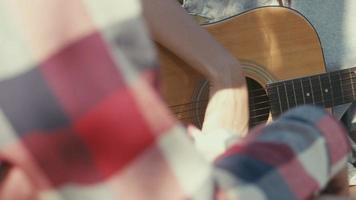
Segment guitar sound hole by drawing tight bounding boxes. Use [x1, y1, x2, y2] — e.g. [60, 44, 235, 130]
[191, 78, 270, 129]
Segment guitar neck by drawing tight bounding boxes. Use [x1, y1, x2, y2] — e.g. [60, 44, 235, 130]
[267, 67, 356, 117]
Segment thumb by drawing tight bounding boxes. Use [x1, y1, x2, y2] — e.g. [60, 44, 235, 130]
[187, 124, 202, 141]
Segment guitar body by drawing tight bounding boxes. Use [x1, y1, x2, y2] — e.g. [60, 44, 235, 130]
[159, 7, 326, 128]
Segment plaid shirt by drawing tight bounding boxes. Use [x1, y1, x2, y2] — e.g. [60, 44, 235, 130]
[0, 1, 350, 199]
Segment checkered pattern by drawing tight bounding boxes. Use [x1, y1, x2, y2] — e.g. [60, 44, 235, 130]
[0, 1, 351, 199]
[214, 107, 350, 199]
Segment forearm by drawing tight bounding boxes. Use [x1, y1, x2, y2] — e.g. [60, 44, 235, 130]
[142, 0, 249, 135]
[141, 0, 242, 85]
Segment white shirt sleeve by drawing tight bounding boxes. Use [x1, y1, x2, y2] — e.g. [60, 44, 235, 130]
[192, 128, 240, 161]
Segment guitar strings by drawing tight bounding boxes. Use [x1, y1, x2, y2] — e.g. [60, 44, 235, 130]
[169, 76, 356, 111]
[174, 105, 266, 120]
[177, 112, 270, 122]
[177, 115, 268, 129]
[172, 92, 356, 120]
[170, 70, 356, 127]
[175, 109, 269, 122]
[255, 74, 356, 97]
[170, 89, 270, 110]
[177, 115, 269, 126]
[169, 74, 356, 125]
[170, 95, 269, 112]
[171, 92, 351, 116]
[172, 100, 269, 115]
[171, 85, 353, 114]
[177, 95, 354, 126]
[178, 115, 270, 127]
[235, 72, 356, 96]
[267, 73, 356, 91]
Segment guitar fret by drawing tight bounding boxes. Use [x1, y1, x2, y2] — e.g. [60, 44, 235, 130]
[283, 82, 290, 109]
[338, 70, 345, 104]
[302, 78, 313, 104]
[275, 84, 283, 114]
[285, 81, 296, 108]
[327, 72, 334, 106]
[277, 84, 289, 112]
[341, 69, 354, 102]
[318, 75, 324, 105]
[311, 76, 323, 106]
[267, 84, 281, 117]
[308, 77, 315, 104]
[265, 66, 356, 121]
[292, 80, 298, 105]
[299, 78, 306, 104]
[320, 74, 332, 107]
[350, 69, 356, 99]
[293, 79, 305, 107]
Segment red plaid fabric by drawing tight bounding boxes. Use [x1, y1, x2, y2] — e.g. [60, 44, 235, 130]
[0, 1, 211, 199]
[0, 1, 351, 199]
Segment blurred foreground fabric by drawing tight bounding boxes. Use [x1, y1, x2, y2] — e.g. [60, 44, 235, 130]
[0, 0, 351, 199]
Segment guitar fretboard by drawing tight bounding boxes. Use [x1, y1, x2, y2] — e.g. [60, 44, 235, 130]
[267, 67, 356, 118]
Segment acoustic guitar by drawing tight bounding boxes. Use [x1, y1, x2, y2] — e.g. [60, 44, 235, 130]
[158, 7, 356, 128]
